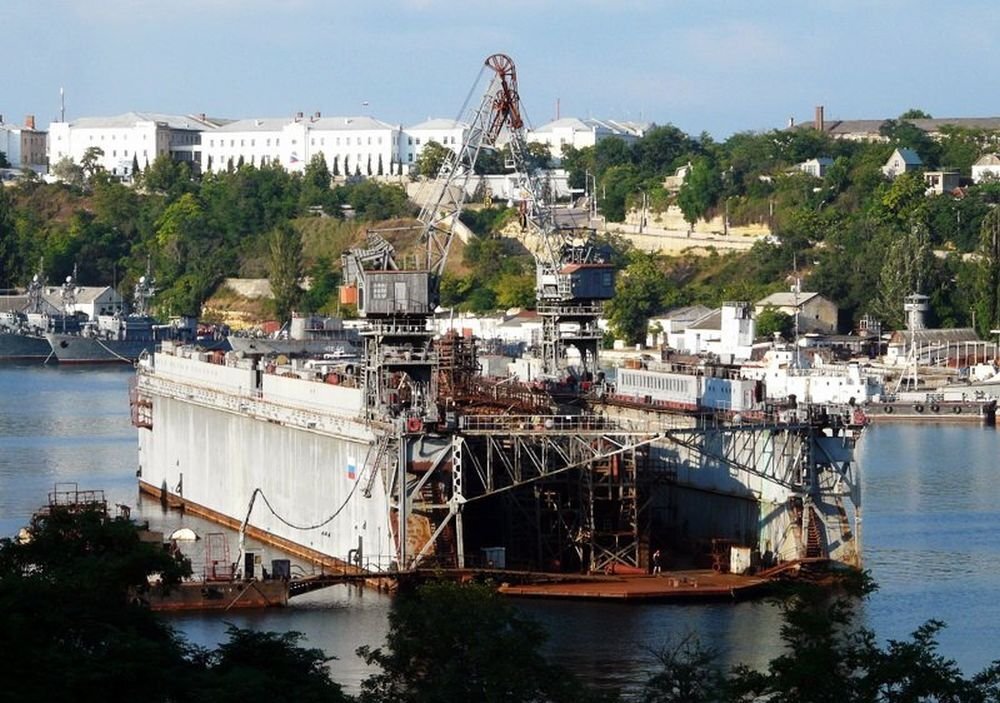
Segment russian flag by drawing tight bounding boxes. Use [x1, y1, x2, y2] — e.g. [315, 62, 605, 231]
[347, 458, 357, 480]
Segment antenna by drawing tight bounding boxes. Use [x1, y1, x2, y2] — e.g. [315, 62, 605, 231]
[60, 87, 65, 122]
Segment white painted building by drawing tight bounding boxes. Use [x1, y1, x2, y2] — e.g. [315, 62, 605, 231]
[401, 119, 467, 169]
[647, 304, 712, 349]
[202, 114, 402, 176]
[47, 112, 216, 179]
[526, 117, 649, 162]
[881, 147, 923, 179]
[972, 153, 1000, 183]
[0, 115, 46, 174]
[797, 157, 834, 178]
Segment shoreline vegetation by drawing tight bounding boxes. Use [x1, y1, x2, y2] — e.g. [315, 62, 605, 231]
[3, 504, 999, 702]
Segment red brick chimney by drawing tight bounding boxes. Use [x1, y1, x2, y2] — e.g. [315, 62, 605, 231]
[814, 105, 825, 132]
[25, 114, 35, 130]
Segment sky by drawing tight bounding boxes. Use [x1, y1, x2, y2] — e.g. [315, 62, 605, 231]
[7, 1, 1000, 138]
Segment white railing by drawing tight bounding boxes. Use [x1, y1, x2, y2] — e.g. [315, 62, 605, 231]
[138, 370, 378, 440]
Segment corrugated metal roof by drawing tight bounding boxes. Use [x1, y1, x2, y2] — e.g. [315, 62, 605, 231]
[890, 328, 980, 344]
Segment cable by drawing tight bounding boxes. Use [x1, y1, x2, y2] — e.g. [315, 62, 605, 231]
[253, 464, 366, 531]
[456, 63, 488, 123]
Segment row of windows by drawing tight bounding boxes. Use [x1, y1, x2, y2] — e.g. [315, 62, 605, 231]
[622, 371, 693, 394]
[86, 133, 149, 141]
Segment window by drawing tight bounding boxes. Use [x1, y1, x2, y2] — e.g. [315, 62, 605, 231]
[251, 139, 255, 147]
[372, 281, 388, 299]
[408, 154, 413, 162]
[266, 138, 271, 146]
[276, 138, 280, 146]
[124, 150, 128, 156]
[240, 139, 244, 146]
[367, 137, 371, 145]
[408, 137, 413, 145]
[378, 137, 382, 145]
[209, 139, 214, 147]
[112, 150, 116, 157]
[336, 137, 340, 145]
[416, 138, 421, 145]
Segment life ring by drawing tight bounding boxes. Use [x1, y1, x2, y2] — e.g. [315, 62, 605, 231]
[930, 404, 940, 413]
[914, 404, 924, 413]
[884, 405, 894, 414]
[406, 416, 423, 433]
[953, 406, 963, 414]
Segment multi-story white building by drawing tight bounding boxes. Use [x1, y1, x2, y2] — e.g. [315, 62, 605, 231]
[47, 112, 217, 179]
[526, 117, 649, 162]
[0, 114, 47, 174]
[400, 119, 467, 169]
[202, 113, 402, 176]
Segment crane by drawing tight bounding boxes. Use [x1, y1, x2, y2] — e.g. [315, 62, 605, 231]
[341, 53, 614, 424]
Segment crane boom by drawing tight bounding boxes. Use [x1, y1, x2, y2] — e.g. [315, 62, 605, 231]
[419, 53, 533, 284]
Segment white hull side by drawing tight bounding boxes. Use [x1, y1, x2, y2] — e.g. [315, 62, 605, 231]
[138, 394, 393, 566]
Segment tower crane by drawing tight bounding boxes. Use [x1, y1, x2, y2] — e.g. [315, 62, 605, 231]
[342, 53, 614, 423]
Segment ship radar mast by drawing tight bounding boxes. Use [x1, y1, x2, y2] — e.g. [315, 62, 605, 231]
[133, 260, 156, 317]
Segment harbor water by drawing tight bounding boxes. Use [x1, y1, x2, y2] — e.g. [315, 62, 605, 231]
[2, 363, 1000, 693]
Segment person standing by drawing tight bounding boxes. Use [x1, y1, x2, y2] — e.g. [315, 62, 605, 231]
[652, 549, 662, 575]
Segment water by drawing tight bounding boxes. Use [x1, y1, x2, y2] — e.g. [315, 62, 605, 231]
[3, 364, 1000, 694]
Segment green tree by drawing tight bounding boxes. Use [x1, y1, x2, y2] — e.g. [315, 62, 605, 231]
[80, 146, 105, 180]
[599, 163, 641, 223]
[416, 140, 451, 178]
[873, 225, 934, 329]
[494, 271, 536, 309]
[639, 634, 726, 703]
[975, 207, 1000, 336]
[631, 124, 695, 178]
[607, 251, 675, 344]
[0, 186, 18, 287]
[677, 158, 722, 226]
[0, 150, 9, 168]
[51, 155, 85, 188]
[196, 626, 350, 703]
[755, 305, 794, 340]
[358, 580, 595, 703]
[301, 153, 332, 210]
[299, 257, 341, 313]
[267, 222, 302, 321]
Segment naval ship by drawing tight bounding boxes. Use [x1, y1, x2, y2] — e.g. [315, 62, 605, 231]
[45, 273, 185, 364]
[0, 275, 81, 362]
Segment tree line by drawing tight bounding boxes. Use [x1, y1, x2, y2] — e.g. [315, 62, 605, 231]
[3, 506, 1000, 702]
[5, 112, 1000, 340]
[561, 113, 1000, 341]
[0, 153, 414, 319]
